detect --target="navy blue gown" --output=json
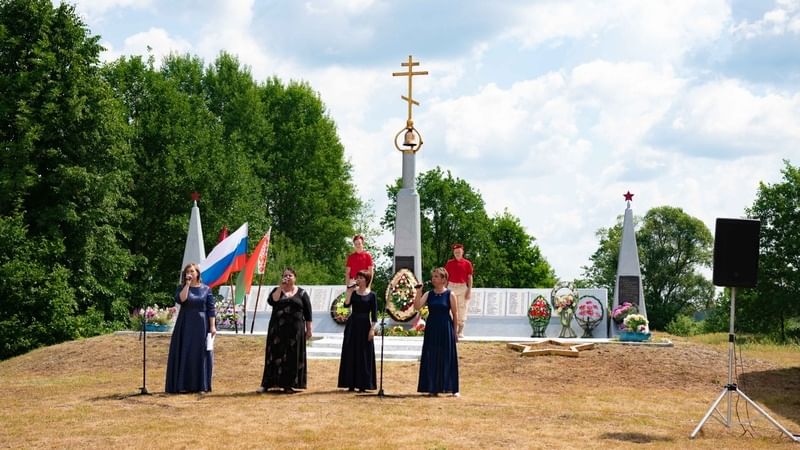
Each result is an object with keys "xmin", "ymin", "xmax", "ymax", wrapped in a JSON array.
[
  {"xmin": 165, "ymin": 284, "xmax": 216, "ymax": 393},
  {"xmin": 417, "ymin": 289, "xmax": 459, "ymax": 394},
  {"xmin": 337, "ymin": 291, "xmax": 377, "ymax": 390},
  {"xmin": 261, "ymin": 287, "xmax": 313, "ymax": 390}
]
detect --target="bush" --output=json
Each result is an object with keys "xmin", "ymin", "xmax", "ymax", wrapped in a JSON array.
[{"xmin": 665, "ymin": 314, "xmax": 701, "ymax": 336}]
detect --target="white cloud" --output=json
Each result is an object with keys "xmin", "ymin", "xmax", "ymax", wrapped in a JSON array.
[
  {"xmin": 657, "ymin": 79, "xmax": 800, "ymax": 156},
  {"xmin": 304, "ymin": 0, "xmax": 376, "ymax": 15},
  {"xmin": 732, "ymin": 0, "xmax": 800, "ymax": 38},
  {"xmin": 70, "ymin": 0, "xmax": 155, "ymax": 22},
  {"xmin": 100, "ymin": 27, "xmax": 192, "ymax": 64},
  {"xmin": 505, "ymin": 0, "xmax": 729, "ymax": 63}
]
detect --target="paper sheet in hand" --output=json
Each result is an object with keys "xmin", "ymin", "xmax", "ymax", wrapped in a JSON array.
[{"xmin": 206, "ymin": 333, "xmax": 215, "ymax": 351}]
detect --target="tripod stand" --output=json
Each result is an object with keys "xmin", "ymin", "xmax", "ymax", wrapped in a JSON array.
[{"xmin": 690, "ymin": 288, "xmax": 798, "ymax": 441}]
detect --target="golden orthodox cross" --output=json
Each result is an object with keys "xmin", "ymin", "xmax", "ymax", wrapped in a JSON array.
[{"xmin": 392, "ymin": 55, "xmax": 428, "ymax": 123}]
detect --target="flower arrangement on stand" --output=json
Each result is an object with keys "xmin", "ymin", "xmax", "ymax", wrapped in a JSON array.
[
  {"xmin": 574, "ymin": 295, "xmax": 604, "ymax": 338},
  {"xmin": 330, "ymin": 291, "xmax": 351, "ymax": 325},
  {"xmin": 551, "ymin": 281, "xmax": 578, "ymax": 338},
  {"xmin": 385, "ymin": 268, "xmax": 419, "ymax": 322},
  {"xmin": 132, "ymin": 305, "xmax": 176, "ymax": 332},
  {"xmin": 215, "ymin": 300, "xmax": 243, "ymax": 330},
  {"xmin": 611, "ymin": 302, "xmax": 638, "ymax": 331},
  {"xmin": 619, "ymin": 314, "xmax": 651, "ymax": 341},
  {"xmin": 527, "ymin": 295, "xmax": 551, "ymax": 338}
]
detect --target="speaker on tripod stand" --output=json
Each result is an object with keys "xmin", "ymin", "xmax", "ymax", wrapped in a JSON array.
[{"xmin": 690, "ymin": 218, "xmax": 798, "ymax": 441}]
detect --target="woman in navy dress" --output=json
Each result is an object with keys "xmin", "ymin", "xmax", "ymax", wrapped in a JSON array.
[
  {"xmin": 165, "ymin": 263, "xmax": 217, "ymax": 393},
  {"xmin": 337, "ymin": 270, "xmax": 377, "ymax": 392},
  {"xmin": 414, "ymin": 267, "xmax": 459, "ymax": 397},
  {"xmin": 259, "ymin": 267, "xmax": 313, "ymax": 393}
]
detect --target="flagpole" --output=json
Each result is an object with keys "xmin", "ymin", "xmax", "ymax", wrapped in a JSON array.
[
  {"xmin": 226, "ymin": 273, "xmax": 238, "ymax": 334},
  {"xmin": 250, "ymin": 228, "xmax": 271, "ymax": 334},
  {"xmin": 250, "ymin": 272, "xmax": 266, "ymax": 334}
]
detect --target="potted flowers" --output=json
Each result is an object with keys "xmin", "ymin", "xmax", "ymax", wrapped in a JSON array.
[
  {"xmin": 619, "ymin": 313, "xmax": 651, "ymax": 342},
  {"xmin": 527, "ymin": 295, "xmax": 551, "ymax": 337},
  {"xmin": 215, "ymin": 300, "xmax": 243, "ymax": 330},
  {"xmin": 133, "ymin": 305, "xmax": 176, "ymax": 332},
  {"xmin": 611, "ymin": 301, "xmax": 638, "ymax": 331}
]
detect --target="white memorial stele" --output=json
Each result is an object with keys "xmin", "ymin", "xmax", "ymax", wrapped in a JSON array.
[
  {"xmin": 611, "ymin": 192, "xmax": 647, "ymax": 336},
  {"xmin": 181, "ymin": 197, "xmax": 206, "ymax": 273}
]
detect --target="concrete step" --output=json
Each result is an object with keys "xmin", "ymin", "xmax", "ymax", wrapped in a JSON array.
[{"xmin": 307, "ymin": 335, "xmax": 422, "ymax": 361}]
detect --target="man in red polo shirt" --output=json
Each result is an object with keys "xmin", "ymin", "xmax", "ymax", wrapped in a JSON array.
[
  {"xmin": 345, "ymin": 234, "xmax": 374, "ymax": 287},
  {"xmin": 444, "ymin": 243, "xmax": 473, "ymax": 338}
]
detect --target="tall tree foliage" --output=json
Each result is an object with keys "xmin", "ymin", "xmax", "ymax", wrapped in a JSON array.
[
  {"xmin": 260, "ymin": 78, "xmax": 359, "ymax": 275},
  {"xmin": 742, "ymin": 160, "xmax": 800, "ymax": 339},
  {"xmin": 481, "ymin": 210, "xmax": 556, "ymax": 288},
  {"xmin": 582, "ymin": 206, "xmax": 714, "ymax": 329},
  {"xmin": 382, "ymin": 168, "xmax": 555, "ymax": 287},
  {"xmin": 103, "ymin": 54, "xmax": 265, "ymax": 307},
  {"xmin": 0, "ymin": 0, "xmax": 134, "ymax": 358}
]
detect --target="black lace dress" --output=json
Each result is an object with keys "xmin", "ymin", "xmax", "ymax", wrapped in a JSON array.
[{"xmin": 260, "ymin": 287, "xmax": 312, "ymax": 390}]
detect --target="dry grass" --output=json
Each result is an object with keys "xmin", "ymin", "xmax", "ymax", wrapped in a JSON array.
[{"xmin": 0, "ymin": 332, "xmax": 798, "ymax": 449}]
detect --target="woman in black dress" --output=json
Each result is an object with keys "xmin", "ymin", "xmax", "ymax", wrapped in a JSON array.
[
  {"xmin": 165, "ymin": 263, "xmax": 217, "ymax": 393},
  {"xmin": 337, "ymin": 270, "xmax": 377, "ymax": 392},
  {"xmin": 259, "ymin": 267, "xmax": 313, "ymax": 393},
  {"xmin": 414, "ymin": 267, "xmax": 459, "ymax": 397}
]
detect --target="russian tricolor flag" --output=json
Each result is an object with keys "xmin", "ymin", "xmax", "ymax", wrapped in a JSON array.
[{"xmin": 199, "ymin": 223, "xmax": 248, "ymax": 288}]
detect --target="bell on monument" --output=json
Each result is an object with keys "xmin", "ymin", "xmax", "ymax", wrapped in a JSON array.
[{"xmin": 403, "ymin": 128, "xmax": 417, "ymax": 147}]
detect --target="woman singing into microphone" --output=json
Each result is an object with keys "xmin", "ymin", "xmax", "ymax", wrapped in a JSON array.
[
  {"xmin": 414, "ymin": 267, "xmax": 460, "ymax": 397},
  {"xmin": 165, "ymin": 263, "xmax": 217, "ymax": 393}
]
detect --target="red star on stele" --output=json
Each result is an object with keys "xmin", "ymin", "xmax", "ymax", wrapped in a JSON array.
[{"xmin": 624, "ymin": 191, "xmax": 634, "ymax": 201}]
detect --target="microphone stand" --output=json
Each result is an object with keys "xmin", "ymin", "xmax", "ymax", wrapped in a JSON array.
[
  {"xmin": 377, "ymin": 310, "xmax": 387, "ymax": 397},
  {"xmin": 137, "ymin": 314, "xmax": 151, "ymax": 395}
]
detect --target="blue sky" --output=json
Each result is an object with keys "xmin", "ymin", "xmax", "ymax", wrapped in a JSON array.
[{"xmin": 70, "ymin": 0, "xmax": 800, "ymax": 280}]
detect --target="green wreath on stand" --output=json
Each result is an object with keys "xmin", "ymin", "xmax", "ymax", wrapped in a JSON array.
[{"xmin": 330, "ymin": 290, "xmax": 350, "ymax": 325}]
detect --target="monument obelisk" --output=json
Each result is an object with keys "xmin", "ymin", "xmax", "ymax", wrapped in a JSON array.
[
  {"xmin": 181, "ymin": 192, "xmax": 206, "ymax": 271},
  {"xmin": 611, "ymin": 191, "xmax": 647, "ymax": 336},
  {"xmin": 391, "ymin": 55, "xmax": 428, "ymax": 278}
]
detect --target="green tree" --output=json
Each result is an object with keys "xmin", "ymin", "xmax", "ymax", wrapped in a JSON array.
[
  {"xmin": 103, "ymin": 54, "xmax": 266, "ymax": 307},
  {"xmin": 0, "ymin": 0, "xmax": 135, "ymax": 350},
  {"xmin": 382, "ymin": 168, "xmax": 554, "ymax": 287},
  {"xmin": 480, "ymin": 210, "xmax": 556, "ymax": 288},
  {"xmin": 259, "ymin": 78, "xmax": 360, "ymax": 274},
  {"xmin": 582, "ymin": 207, "xmax": 714, "ymax": 330},
  {"xmin": 580, "ymin": 217, "xmax": 625, "ymax": 292},
  {"xmin": 742, "ymin": 160, "xmax": 800, "ymax": 339},
  {"xmin": 382, "ymin": 167, "xmax": 492, "ymax": 278},
  {"xmin": 639, "ymin": 206, "xmax": 714, "ymax": 329}
]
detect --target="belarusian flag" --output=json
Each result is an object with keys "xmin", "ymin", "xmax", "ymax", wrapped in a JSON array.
[{"xmin": 234, "ymin": 228, "xmax": 271, "ymax": 305}]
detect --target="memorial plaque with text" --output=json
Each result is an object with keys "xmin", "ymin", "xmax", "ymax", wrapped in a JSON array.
[
  {"xmin": 617, "ymin": 276, "xmax": 640, "ymax": 307},
  {"xmin": 309, "ymin": 287, "xmax": 331, "ymax": 311},
  {"xmin": 483, "ymin": 291, "xmax": 505, "ymax": 316},
  {"xmin": 506, "ymin": 291, "xmax": 527, "ymax": 316},
  {"xmin": 467, "ymin": 291, "xmax": 484, "ymax": 315}
]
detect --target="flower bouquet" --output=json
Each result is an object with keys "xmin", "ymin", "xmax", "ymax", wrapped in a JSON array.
[
  {"xmin": 527, "ymin": 295, "xmax": 551, "ymax": 337},
  {"xmin": 132, "ymin": 305, "xmax": 176, "ymax": 332},
  {"xmin": 619, "ymin": 313, "xmax": 651, "ymax": 341},
  {"xmin": 611, "ymin": 302, "xmax": 638, "ymax": 330},
  {"xmin": 330, "ymin": 291, "xmax": 351, "ymax": 325},
  {"xmin": 215, "ymin": 300, "xmax": 243, "ymax": 330},
  {"xmin": 575, "ymin": 295, "xmax": 604, "ymax": 338},
  {"xmin": 385, "ymin": 268, "xmax": 419, "ymax": 322},
  {"xmin": 551, "ymin": 281, "xmax": 578, "ymax": 338}
]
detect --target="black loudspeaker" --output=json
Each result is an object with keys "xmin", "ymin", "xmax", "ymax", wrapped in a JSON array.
[{"xmin": 712, "ymin": 218, "xmax": 760, "ymax": 287}]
